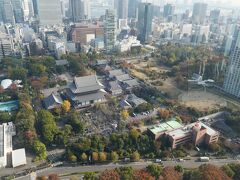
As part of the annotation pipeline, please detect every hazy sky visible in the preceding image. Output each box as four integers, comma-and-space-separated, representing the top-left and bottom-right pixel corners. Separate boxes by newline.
167, 0, 239, 5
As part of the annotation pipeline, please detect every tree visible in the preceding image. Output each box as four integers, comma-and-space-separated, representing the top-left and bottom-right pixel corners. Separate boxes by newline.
83, 172, 97, 180
92, 152, 99, 162
99, 170, 120, 180
209, 143, 220, 152
228, 163, 240, 179
160, 166, 182, 180
111, 151, 119, 162
62, 100, 71, 113
120, 109, 129, 120
99, 152, 107, 162
68, 111, 84, 134
159, 109, 170, 120
81, 153, 88, 162
37, 176, 48, 180
9, 67, 27, 83
117, 166, 133, 180
174, 165, 184, 173
198, 164, 231, 180
130, 128, 140, 140
134, 103, 153, 113
133, 170, 154, 180
131, 151, 140, 162
38, 110, 58, 143
221, 165, 235, 178
146, 164, 162, 178
0, 112, 12, 123
33, 140, 47, 161
68, 154, 77, 162
48, 174, 59, 180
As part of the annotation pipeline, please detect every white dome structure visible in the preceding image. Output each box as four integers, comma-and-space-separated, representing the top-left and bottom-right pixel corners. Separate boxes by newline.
1, 79, 13, 89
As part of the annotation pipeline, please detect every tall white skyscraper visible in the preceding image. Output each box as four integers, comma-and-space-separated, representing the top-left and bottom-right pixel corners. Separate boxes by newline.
69, 0, 90, 21
22, 0, 34, 21
37, 0, 62, 25
223, 27, 240, 98
104, 9, 116, 53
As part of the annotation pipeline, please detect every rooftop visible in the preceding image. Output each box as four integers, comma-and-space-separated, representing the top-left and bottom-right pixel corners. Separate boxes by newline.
109, 69, 125, 77
71, 75, 104, 94
12, 148, 27, 168
55, 59, 69, 66
167, 121, 218, 139
149, 120, 183, 135
115, 74, 132, 82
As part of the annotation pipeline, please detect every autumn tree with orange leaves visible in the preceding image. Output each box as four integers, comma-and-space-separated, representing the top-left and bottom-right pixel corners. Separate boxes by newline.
133, 170, 154, 180
99, 169, 120, 180
159, 166, 182, 180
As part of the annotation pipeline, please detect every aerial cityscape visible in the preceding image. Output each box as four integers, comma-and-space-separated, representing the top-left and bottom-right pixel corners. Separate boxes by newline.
0, 0, 240, 179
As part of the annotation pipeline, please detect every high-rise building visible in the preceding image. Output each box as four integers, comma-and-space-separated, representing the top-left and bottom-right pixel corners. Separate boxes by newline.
114, 0, 128, 19
210, 9, 220, 24
104, 9, 116, 53
163, 3, 175, 18
37, 0, 62, 25
32, 0, 38, 16
137, 3, 153, 43
12, 0, 24, 23
223, 26, 240, 98
192, 3, 207, 25
0, 0, 15, 24
0, 34, 14, 60
22, 0, 34, 21
69, 0, 90, 21
128, 0, 138, 19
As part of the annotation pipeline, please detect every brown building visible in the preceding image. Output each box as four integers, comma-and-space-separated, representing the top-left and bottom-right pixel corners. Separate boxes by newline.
148, 120, 219, 149
69, 23, 104, 45
167, 122, 219, 149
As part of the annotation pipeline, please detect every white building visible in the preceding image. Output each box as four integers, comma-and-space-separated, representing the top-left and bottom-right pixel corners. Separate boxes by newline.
181, 24, 192, 35
37, 0, 62, 26
223, 27, 240, 98
47, 36, 66, 59
118, 19, 128, 30
0, 122, 27, 168
0, 122, 15, 167
116, 36, 141, 52
104, 9, 117, 53
0, 33, 14, 60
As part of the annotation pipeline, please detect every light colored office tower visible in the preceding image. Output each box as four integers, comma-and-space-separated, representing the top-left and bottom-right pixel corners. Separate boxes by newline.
0, 123, 15, 168
69, 0, 90, 21
104, 9, 116, 53
192, 2, 207, 25
0, 34, 14, 60
22, 0, 34, 21
37, 0, 62, 25
223, 27, 240, 98
114, 0, 128, 19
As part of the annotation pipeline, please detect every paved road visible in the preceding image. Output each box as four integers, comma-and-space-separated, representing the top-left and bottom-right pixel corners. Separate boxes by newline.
14, 158, 240, 180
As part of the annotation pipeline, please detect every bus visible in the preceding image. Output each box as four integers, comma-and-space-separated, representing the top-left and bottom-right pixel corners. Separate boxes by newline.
199, 157, 210, 162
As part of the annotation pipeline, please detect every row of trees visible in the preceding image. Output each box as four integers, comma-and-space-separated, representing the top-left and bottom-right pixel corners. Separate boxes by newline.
66, 127, 182, 163
83, 163, 232, 180
36, 163, 240, 180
